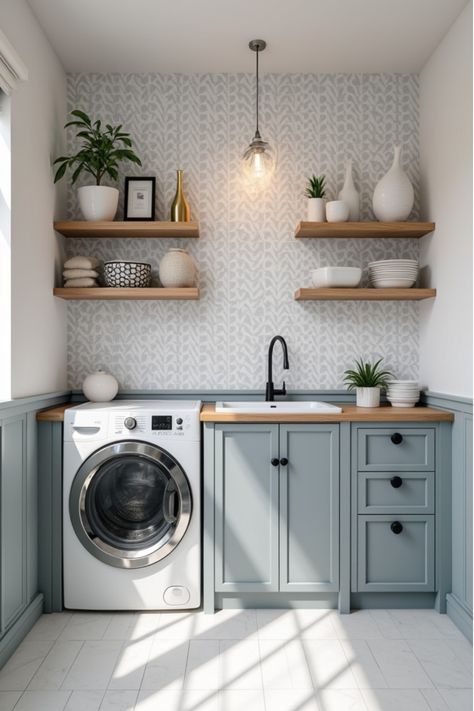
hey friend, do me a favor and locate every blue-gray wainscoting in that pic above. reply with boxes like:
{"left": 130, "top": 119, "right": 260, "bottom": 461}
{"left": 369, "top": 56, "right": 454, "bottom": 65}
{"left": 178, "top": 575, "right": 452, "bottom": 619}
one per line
{"left": 423, "top": 392, "right": 473, "bottom": 641}
{"left": 0, "top": 392, "right": 70, "bottom": 668}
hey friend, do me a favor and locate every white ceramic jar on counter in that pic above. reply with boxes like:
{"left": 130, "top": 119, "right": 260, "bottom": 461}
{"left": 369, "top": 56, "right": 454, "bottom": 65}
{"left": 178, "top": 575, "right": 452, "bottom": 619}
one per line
{"left": 82, "top": 370, "right": 119, "bottom": 402}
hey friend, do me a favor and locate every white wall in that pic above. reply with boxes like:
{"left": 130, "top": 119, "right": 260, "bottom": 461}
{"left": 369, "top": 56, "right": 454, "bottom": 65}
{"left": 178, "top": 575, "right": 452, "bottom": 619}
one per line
{"left": 419, "top": 1, "right": 473, "bottom": 398}
{"left": 1, "top": 0, "right": 68, "bottom": 398}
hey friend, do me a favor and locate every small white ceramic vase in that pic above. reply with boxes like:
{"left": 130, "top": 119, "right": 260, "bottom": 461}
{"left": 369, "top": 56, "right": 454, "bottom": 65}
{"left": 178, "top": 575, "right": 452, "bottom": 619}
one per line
{"left": 78, "top": 185, "right": 119, "bottom": 221}
{"left": 159, "top": 248, "right": 197, "bottom": 288}
{"left": 326, "top": 200, "right": 349, "bottom": 223}
{"left": 307, "top": 198, "right": 325, "bottom": 222}
{"left": 338, "top": 159, "right": 360, "bottom": 220}
{"left": 82, "top": 370, "right": 119, "bottom": 402}
{"left": 356, "top": 387, "right": 380, "bottom": 408}
{"left": 372, "top": 145, "right": 414, "bottom": 221}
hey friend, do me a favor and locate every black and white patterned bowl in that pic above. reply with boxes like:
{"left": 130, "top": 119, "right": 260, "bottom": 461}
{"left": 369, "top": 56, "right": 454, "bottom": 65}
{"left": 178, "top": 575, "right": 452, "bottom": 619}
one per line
{"left": 103, "top": 261, "right": 152, "bottom": 288}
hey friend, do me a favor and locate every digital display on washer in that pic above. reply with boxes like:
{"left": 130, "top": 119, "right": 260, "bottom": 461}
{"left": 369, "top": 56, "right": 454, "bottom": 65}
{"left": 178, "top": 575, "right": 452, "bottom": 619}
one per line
{"left": 151, "top": 415, "right": 172, "bottom": 430}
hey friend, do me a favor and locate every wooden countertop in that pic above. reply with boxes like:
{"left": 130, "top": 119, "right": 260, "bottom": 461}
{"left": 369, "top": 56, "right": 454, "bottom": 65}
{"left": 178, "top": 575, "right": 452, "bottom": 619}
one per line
{"left": 37, "top": 402, "right": 454, "bottom": 423}
{"left": 200, "top": 403, "right": 454, "bottom": 423}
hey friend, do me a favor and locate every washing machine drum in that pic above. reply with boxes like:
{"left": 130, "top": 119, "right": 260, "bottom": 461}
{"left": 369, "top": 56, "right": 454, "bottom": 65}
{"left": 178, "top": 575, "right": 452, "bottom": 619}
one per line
{"left": 69, "top": 441, "right": 193, "bottom": 569}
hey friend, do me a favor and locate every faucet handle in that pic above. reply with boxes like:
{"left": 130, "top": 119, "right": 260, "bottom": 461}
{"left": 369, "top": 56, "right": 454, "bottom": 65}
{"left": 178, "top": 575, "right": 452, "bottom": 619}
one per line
{"left": 282, "top": 380, "right": 287, "bottom": 395}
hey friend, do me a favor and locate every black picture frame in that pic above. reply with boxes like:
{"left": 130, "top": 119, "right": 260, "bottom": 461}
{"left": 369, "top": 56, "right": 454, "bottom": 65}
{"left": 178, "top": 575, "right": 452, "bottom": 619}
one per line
{"left": 124, "top": 177, "right": 156, "bottom": 221}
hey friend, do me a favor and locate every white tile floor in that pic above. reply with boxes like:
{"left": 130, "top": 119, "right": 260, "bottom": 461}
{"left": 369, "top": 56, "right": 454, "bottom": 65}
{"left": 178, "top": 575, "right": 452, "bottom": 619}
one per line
{"left": 0, "top": 609, "right": 471, "bottom": 711}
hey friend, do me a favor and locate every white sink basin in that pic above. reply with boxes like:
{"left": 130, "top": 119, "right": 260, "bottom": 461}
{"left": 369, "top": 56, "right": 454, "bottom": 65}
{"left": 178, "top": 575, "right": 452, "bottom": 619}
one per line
{"left": 215, "top": 401, "right": 342, "bottom": 414}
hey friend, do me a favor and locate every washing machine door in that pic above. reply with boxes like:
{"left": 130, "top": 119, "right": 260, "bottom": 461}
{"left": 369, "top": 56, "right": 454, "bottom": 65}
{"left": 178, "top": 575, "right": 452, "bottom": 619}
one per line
{"left": 69, "top": 441, "right": 192, "bottom": 569}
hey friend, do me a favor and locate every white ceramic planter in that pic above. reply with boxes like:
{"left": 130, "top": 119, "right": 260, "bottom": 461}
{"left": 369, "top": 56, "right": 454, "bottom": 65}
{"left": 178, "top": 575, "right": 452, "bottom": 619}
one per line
{"left": 372, "top": 145, "right": 414, "bottom": 221}
{"left": 356, "top": 387, "right": 381, "bottom": 408}
{"left": 326, "top": 200, "right": 350, "bottom": 222}
{"left": 159, "top": 248, "right": 197, "bottom": 288}
{"left": 307, "top": 198, "right": 325, "bottom": 222}
{"left": 82, "top": 370, "right": 119, "bottom": 402}
{"left": 78, "top": 185, "right": 119, "bottom": 221}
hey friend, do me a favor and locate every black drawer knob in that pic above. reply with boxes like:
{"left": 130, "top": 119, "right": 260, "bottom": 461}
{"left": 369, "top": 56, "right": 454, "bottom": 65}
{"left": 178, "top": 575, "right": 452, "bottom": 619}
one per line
{"left": 390, "top": 521, "right": 403, "bottom": 535}
{"left": 391, "top": 432, "right": 403, "bottom": 445}
{"left": 271, "top": 458, "right": 279, "bottom": 467}
{"left": 390, "top": 476, "right": 403, "bottom": 489}
{"left": 280, "top": 458, "right": 289, "bottom": 466}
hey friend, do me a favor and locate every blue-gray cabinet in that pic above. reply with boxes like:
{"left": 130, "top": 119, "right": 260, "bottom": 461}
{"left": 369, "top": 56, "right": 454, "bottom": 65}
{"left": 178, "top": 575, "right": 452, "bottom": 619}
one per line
{"left": 212, "top": 423, "right": 339, "bottom": 596}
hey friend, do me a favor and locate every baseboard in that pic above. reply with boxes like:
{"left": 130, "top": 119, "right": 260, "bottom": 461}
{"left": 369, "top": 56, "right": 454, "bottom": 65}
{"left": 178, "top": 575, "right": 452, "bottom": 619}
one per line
{"left": 0, "top": 594, "right": 44, "bottom": 669}
{"left": 446, "top": 593, "right": 473, "bottom": 642}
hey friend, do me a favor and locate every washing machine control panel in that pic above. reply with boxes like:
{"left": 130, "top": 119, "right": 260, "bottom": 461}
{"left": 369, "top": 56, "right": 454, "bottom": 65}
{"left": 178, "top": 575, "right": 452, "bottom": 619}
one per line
{"left": 112, "top": 413, "right": 194, "bottom": 438}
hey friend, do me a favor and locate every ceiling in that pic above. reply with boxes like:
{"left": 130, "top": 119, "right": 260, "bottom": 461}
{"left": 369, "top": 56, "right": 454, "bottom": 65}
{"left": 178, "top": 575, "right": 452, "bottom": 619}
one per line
{"left": 27, "top": 0, "right": 468, "bottom": 74}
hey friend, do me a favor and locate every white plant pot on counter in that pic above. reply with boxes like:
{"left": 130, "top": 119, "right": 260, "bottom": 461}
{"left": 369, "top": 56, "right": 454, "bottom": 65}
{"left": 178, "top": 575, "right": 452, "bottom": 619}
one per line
{"left": 356, "top": 387, "right": 381, "bottom": 408}
{"left": 78, "top": 185, "right": 119, "bottom": 221}
{"left": 307, "top": 198, "right": 325, "bottom": 222}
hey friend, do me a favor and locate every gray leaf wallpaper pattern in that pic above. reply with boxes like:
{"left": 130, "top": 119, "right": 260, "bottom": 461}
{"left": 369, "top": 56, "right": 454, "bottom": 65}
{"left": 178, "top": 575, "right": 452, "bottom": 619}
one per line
{"left": 66, "top": 73, "right": 420, "bottom": 391}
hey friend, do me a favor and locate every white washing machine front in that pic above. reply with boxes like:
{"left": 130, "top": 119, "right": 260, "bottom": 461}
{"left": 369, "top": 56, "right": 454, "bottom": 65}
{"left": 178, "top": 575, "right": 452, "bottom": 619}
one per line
{"left": 63, "top": 401, "right": 201, "bottom": 610}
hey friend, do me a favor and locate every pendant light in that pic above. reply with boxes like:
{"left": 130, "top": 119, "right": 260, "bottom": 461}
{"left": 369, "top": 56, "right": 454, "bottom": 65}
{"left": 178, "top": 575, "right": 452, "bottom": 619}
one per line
{"left": 242, "top": 39, "right": 275, "bottom": 187}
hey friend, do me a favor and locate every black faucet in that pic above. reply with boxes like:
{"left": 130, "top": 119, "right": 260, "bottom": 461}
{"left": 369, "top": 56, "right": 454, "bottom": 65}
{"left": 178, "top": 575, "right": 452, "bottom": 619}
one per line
{"left": 265, "top": 336, "right": 290, "bottom": 401}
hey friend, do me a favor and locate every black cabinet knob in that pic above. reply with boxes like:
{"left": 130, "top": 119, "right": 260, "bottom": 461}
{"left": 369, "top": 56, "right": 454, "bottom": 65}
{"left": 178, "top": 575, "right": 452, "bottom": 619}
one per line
{"left": 390, "top": 521, "right": 403, "bottom": 535}
{"left": 390, "top": 476, "right": 403, "bottom": 489}
{"left": 391, "top": 432, "right": 403, "bottom": 445}
{"left": 280, "top": 458, "right": 289, "bottom": 466}
{"left": 271, "top": 458, "right": 279, "bottom": 467}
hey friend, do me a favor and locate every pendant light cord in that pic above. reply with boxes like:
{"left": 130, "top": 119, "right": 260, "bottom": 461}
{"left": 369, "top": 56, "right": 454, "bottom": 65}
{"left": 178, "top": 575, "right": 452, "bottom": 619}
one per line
{"left": 255, "top": 46, "right": 259, "bottom": 137}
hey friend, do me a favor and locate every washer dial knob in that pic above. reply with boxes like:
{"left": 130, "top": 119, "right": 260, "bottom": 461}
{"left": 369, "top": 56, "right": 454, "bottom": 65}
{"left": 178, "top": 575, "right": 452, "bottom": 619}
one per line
{"left": 124, "top": 417, "right": 137, "bottom": 430}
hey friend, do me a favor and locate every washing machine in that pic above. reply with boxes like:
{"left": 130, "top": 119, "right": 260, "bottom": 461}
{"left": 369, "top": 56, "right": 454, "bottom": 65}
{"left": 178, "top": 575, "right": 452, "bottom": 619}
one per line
{"left": 63, "top": 400, "right": 201, "bottom": 610}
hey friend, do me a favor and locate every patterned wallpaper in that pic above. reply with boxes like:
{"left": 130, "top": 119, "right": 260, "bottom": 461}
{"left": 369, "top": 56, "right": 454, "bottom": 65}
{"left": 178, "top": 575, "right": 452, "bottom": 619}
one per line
{"left": 65, "top": 73, "right": 420, "bottom": 390}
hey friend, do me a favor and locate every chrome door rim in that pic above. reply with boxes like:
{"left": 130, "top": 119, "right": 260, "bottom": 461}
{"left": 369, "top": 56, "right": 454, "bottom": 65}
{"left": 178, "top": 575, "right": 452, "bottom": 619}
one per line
{"left": 69, "top": 440, "right": 192, "bottom": 569}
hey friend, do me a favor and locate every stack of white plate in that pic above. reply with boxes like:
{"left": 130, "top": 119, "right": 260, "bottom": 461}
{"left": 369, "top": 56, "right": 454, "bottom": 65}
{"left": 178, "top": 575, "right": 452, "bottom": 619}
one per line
{"left": 368, "top": 259, "right": 418, "bottom": 288}
{"left": 386, "top": 380, "right": 420, "bottom": 408}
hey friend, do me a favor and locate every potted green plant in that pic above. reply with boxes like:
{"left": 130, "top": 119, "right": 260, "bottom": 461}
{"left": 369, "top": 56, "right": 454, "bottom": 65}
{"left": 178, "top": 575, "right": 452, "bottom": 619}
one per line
{"left": 305, "top": 174, "right": 326, "bottom": 222}
{"left": 343, "top": 357, "right": 393, "bottom": 407}
{"left": 54, "top": 109, "right": 142, "bottom": 221}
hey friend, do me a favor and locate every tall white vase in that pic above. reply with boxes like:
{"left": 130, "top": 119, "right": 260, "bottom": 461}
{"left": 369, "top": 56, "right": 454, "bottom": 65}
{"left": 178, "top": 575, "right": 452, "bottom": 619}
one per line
{"left": 372, "top": 145, "right": 414, "bottom": 221}
{"left": 338, "top": 159, "right": 360, "bottom": 221}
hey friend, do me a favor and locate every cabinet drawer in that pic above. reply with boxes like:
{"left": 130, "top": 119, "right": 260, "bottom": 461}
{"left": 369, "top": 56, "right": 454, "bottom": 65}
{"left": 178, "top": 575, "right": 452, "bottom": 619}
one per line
{"left": 358, "top": 472, "right": 434, "bottom": 514}
{"left": 357, "top": 428, "right": 435, "bottom": 471}
{"left": 357, "top": 515, "right": 434, "bottom": 592}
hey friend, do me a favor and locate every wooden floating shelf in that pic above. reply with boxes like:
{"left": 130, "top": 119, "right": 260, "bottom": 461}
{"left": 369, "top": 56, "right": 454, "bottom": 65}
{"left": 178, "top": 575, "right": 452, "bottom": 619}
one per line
{"left": 295, "top": 221, "right": 435, "bottom": 239}
{"left": 294, "top": 288, "right": 437, "bottom": 301}
{"left": 54, "top": 220, "right": 199, "bottom": 239}
{"left": 54, "top": 287, "right": 200, "bottom": 301}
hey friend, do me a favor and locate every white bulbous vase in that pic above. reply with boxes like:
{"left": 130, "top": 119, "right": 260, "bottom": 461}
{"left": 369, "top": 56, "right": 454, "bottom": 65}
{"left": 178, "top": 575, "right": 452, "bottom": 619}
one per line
{"left": 338, "top": 159, "right": 360, "bottom": 221}
{"left": 78, "top": 185, "right": 119, "bottom": 221}
{"left": 159, "top": 248, "right": 197, "bottom": 288}
{"left": 82, "top": 370, "right": 119, "bottom": 402}
{"left": 372, "top": 145, "right": 414, "bottom": 222}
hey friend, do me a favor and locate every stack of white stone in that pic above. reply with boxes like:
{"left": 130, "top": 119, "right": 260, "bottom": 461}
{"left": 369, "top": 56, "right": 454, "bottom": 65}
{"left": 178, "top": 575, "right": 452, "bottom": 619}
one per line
{"left": 63, "top": 256, "right": 100, "bottom": 287}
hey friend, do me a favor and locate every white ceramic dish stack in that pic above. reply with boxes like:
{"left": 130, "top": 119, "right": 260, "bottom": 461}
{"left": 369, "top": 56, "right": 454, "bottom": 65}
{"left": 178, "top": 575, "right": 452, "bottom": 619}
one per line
{"left": 368, "top": 259, "right": 418, "bottom": 288}
{"left": 386, "top": 380, "right": 420, "bottom": 408}
{"left": 312, "top": 267, "right": 362, "bottom": 288}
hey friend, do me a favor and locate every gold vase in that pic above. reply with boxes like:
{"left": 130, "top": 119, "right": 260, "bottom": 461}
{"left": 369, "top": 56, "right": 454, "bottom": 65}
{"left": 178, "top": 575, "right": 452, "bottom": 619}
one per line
{"left": 170, "top": 169, "right": 190, "bottom": 222}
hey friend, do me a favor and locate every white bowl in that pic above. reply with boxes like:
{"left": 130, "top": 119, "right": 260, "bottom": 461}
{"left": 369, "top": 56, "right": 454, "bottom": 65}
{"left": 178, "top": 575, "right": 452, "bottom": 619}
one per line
{"left": 312, "top": 267, "right": 362, "bottom": 288}
{"left": 371, "top": 278, "right": 416, "bottom": 288}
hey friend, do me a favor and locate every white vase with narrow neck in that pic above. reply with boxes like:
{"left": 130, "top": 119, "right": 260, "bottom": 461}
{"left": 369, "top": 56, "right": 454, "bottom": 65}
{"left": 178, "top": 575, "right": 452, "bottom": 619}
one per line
{"left": 372, "top": 145, "right": 414, "bottom": 221}
{"left": 338, "top": 159, "right": 360, "bottom": 221}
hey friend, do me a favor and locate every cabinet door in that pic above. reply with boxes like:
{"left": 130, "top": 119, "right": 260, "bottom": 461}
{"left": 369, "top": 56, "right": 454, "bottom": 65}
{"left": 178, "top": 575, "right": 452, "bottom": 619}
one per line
{"left": 0, "top": 416, "right": 27, "bottom": 634}
{"left": 357, "top": 515, "right": 434, "bottom": 592}
{"left": 214, "top": 424, "right": 279, "bottom": 592}
{"left": 279, "top": 424, "right": 339, "bottom": 592}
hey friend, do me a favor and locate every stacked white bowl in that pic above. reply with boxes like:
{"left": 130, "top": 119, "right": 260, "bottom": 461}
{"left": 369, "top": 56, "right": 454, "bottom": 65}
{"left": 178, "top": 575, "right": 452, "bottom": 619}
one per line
{"left": 386, "top": 380, "right": 420, "bottom": 408}
{"left": 368, "top": 259, "right": 418, "bottom": 288}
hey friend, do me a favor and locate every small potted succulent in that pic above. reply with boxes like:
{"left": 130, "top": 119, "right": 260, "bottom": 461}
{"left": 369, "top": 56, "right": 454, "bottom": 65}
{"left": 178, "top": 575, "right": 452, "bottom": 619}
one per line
{"left": 54, "top": 109, "right": 142, "bottom": 221}
{"left": 343, "top": 357, "right": 393, "bottom": 408}
{"left": 305, "top": 174, "right": 326, "bottom": 222}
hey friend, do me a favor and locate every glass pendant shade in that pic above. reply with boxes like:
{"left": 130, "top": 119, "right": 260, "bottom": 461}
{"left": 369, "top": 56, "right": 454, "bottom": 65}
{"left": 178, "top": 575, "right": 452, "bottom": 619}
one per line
{"left": 241, "top": 39, "right": 275, "bottom": 188}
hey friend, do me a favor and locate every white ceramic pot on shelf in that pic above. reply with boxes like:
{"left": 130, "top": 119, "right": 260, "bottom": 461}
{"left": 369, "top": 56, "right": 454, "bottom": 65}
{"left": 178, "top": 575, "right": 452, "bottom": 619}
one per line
{"left": 159, "top": 248, "right": 197, "bottom": 288}
{"left": 356, "top": 387, "right": 381, "bottom": 408}
{"left": 307, "top": 198, "right": 325, "bottom": 222}
{"left": 372, "top": 145, "right": 414, "bottom": 221}
{"left": 326, "top": 200, "right": 349, "bottom": 223}
{"left": 82, "top": 370, "right": 119, "bottom": 402}
{"left": 78, "top": 185, "right": 119, "bottom": 221}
